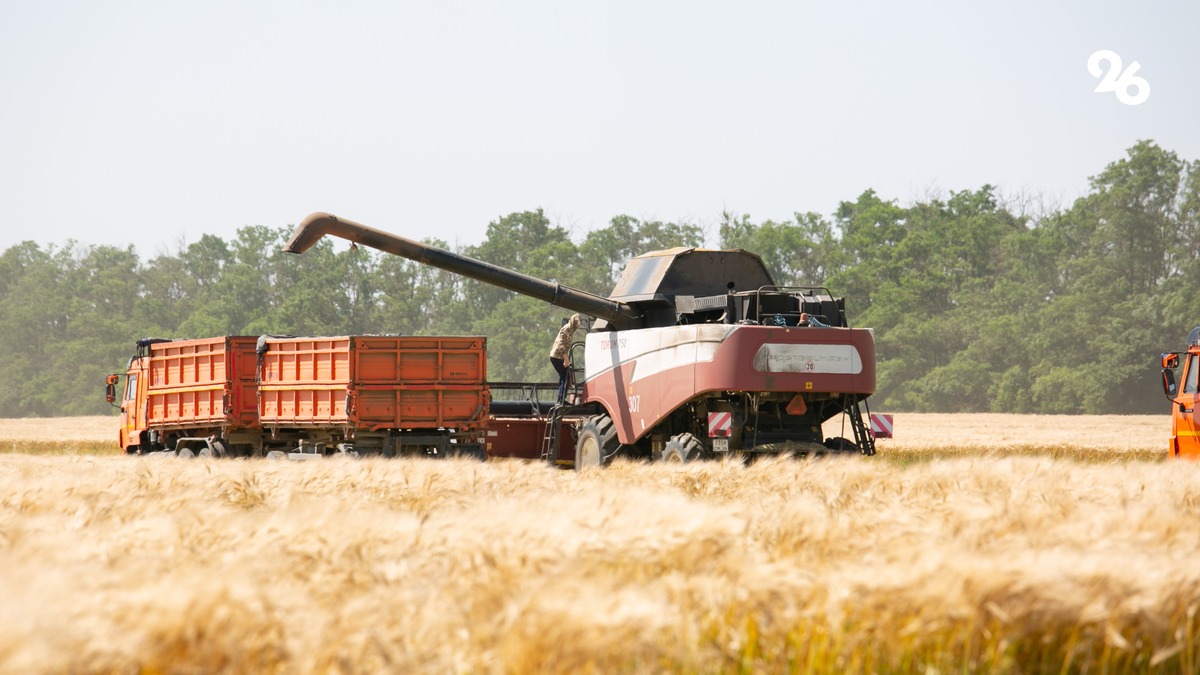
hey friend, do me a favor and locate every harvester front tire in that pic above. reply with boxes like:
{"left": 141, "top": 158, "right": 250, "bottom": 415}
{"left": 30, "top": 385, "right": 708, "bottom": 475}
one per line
{"left": 658, "top": 433, "right": 702, "bottom": 463}
{"left": 575, "top": 415, "right": 618, "bottom": 471}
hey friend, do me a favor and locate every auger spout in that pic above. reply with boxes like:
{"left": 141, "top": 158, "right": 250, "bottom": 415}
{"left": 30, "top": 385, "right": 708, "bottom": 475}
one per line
{"left": 284, "top": 212, "right": 642, "bottom": 329}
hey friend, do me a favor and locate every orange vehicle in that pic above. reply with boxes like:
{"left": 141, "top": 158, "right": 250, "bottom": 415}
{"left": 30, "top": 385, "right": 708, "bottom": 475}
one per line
{"left": 107, "top": 337, "right": 260, "bottom": 455}
{"left": 107, "top": 335, "right": 489, "bottom": 458}
{"left": 256, "top": 335, "right": 488, "bottom": 458}
{"left": 1161, "top": 326, "right": 1200, "bottom": 458}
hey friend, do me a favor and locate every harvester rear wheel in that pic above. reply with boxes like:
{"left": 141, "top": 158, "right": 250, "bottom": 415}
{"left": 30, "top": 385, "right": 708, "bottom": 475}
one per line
{"left": 575, "top": 415, "right": 618, "bottom": 471}
{"left": 657, "top": 433, "right": 702, "bottom": 463}
{"left": 823, "top": 437, "right": 859, "bottom": 454}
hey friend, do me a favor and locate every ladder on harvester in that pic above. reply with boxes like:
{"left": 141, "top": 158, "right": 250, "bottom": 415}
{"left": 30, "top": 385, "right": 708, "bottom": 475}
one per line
{"left": 845, "top": 399, "right": 877, "bottom": 456}
{"left": 539, "top": 407, "right": 564, "bottom": 464}
{"left": 539, "top": 342, "right": 587, "bottom": 464}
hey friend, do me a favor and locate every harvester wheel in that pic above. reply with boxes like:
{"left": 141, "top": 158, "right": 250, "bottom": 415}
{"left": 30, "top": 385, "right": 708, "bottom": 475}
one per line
{"left": 658, "top": 433, "right": 702, "bottom": 463}
{"left": 575, "top": 415, "right": 618, "bottom": 471}
{"left": 823, "top": 437, "right": 859, "bottom": 454}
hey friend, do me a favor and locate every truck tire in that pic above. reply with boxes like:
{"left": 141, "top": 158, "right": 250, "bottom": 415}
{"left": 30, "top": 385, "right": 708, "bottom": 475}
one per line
{"left": 198, "top": 440, "right": 227, "bottom": 459}
{"left": 266, "top": 450, "right": 287, "bottom": 461}
{"left": 575, "top": 415, "right": 618, "bottom": 471}
{"left": 657, "top": 433, "right": 702, "bottom": 463}
{"left": 177, "top": 448, "right": 195, "bottom": 459}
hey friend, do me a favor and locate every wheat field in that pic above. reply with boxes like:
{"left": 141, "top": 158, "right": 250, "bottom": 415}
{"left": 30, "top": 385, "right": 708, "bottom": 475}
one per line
{"left": 0, "top": 415, "right": 118, "bottom": 455}
{"left": 0, "top": 413, "right": 1172, "bottom": 461}
{"left": 0, "top": 410, "right": 1197, "bottom": 674}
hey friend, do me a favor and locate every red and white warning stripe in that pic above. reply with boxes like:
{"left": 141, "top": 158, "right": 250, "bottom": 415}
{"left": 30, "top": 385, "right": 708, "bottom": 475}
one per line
{"left": 708, "top": 412, "right": 732, "bottom": 438}
{"left": 869, "top": 413, "right": 893, "bottom": 439}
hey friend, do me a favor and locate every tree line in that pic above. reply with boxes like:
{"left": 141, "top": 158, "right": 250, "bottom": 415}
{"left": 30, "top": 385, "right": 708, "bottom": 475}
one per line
{"left": 2, "top": 140, "right": 1196, "bottom": 417}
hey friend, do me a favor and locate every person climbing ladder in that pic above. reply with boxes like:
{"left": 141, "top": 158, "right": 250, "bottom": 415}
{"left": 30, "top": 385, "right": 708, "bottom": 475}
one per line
{"left": 549, "top": 314, "right": 582, "bottom": 404}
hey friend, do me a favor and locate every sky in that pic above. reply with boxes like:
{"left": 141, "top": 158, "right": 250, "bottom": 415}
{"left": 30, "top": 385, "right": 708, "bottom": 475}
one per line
{"left": 1, "top": 0, "right": 1197, "bottom": 256}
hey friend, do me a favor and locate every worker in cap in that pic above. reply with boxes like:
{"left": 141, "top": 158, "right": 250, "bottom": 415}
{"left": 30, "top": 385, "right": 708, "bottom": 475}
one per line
{"left": 550, "top": 314, "right": 583, "bottom": 404}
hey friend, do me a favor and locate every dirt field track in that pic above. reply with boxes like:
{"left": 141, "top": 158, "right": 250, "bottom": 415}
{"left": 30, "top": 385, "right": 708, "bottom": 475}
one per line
{"left": 0, "top": 414, "right": 1192, "bottom": 674}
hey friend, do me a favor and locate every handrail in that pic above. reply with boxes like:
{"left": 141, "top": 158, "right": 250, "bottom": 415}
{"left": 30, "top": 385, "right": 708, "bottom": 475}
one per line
{"left": 749, "top": 285, "right": 846, "bottom": 327}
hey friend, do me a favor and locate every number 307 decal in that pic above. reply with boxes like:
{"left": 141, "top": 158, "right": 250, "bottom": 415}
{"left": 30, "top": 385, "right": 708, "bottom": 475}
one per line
{"left": 627, "top": 395, "right": 640, "bottom": 412}
{"left": 1088, "top": 50, "right": 1149, "bottom": 106}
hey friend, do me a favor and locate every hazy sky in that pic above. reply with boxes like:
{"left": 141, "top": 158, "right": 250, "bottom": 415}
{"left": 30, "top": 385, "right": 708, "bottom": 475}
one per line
{"left": 2, "top": 1, "right": 1197, "bottom": 255}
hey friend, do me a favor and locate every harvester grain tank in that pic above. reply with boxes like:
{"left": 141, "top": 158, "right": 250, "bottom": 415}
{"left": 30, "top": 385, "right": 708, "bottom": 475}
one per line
{"left": 284, "top": 212, "right": 878, "bottom": 468}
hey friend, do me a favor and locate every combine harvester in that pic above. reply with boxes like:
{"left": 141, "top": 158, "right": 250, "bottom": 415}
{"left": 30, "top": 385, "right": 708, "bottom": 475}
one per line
{"left": 283, "top": 212, "right": 879, "bottom": 468}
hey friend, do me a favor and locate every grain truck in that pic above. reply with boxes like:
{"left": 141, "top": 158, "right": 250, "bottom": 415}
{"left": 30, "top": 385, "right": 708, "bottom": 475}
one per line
{"left": 283, "top": 212, "right": 878, "bottom": 469}
{"left": 106, "top": 334, "right": 488, "bottom": 458}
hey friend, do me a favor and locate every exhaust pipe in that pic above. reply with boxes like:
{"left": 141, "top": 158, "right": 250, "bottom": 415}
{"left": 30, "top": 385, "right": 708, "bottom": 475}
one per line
{"left": 284, "top": 213, "right": 641, "bottom": 329}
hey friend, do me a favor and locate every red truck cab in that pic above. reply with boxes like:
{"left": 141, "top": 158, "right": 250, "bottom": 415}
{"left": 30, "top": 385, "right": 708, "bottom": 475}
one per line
{"left": 1162, "top": 327, "right": 1200, "bottom": 458}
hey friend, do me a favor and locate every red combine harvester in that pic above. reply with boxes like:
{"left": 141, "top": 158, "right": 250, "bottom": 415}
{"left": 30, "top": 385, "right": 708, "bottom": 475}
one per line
{"left": 284, "top": 213, "right": 879, "bottom": 469}
{"left": 106, "top": 334, "right": 489, "bottom": 458}
{"left": 1160, "top": 326, "right": 1200, "bottom": 459}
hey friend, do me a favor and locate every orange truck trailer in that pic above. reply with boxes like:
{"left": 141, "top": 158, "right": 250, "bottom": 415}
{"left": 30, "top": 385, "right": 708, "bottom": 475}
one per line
{"left": 1161, "top": 326, "right": 1200, "bottom": 459}
{"left": 107, "top": 335, "right": 489, "bottom": 458}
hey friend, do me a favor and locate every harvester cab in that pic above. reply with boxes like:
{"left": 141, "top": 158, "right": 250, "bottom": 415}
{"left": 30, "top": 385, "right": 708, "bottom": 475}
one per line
{"left": 1162, "top": 326, "right": 1200, "bottom": 458}
{"left": 285, "top": 212, "right": 878, "bottom": 469}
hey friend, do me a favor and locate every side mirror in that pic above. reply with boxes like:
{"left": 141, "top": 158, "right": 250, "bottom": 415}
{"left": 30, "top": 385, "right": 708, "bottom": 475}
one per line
{"left": 1163, "top": 353, "right": 1180, "bottom": 369}
{"left": 1163, "top": 368, "right": 1177, "bottom": 398}
{"left": 105, "top": 374, "right": 119, "bottom": 404}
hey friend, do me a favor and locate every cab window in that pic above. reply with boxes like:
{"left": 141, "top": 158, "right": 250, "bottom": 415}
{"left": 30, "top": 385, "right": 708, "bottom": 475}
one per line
{"left": 1185, "top": 355, "right": 1198, "bottom": 394}
{"left": 124, "top": 373, "right": 139, "bottom": 401}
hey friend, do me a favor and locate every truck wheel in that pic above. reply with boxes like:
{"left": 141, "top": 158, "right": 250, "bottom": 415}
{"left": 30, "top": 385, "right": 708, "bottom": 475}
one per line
{"left": 177, "top": 447, "right": 195, "bottom": 459}
{"left": 657, "top": 433, "right": 702, "bottom": 463}
{"left": 266, "top": 450, "right": 287, "bottom": 461}
{"left": 198, "top": 440, "right": 227, "bottom": 459}
{"left": 575, "top": 415, "right": 618, "bottom": 471}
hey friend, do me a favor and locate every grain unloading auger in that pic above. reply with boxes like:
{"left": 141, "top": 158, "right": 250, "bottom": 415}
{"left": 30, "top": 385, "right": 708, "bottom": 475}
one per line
{"left": 285, "top": 212, "right": 877, "bottom": 468}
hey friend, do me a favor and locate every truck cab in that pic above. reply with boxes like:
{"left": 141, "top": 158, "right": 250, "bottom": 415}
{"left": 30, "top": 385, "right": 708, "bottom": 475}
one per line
{"left": 106, "top": 339, "right": 167, "bottom": 453}
{"left": 1162, "top": 327, "right": 1200, "bottom": 458}
{"left": 117, "top": 356, "right": 149, "bottom": 452}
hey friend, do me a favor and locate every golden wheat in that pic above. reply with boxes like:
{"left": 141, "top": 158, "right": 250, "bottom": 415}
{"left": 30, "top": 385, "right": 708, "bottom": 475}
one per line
{"left": 2, "top": 413, "right": 1171, "bottom": 461}
{"left": 0, "top": 416, "right": 120, "bottom": 442}
{"left": 1, "top": 451, "right": 1198, "bottom": 674}
{"left": 825, "top": 413, "right": 1169, "bottom": 450}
